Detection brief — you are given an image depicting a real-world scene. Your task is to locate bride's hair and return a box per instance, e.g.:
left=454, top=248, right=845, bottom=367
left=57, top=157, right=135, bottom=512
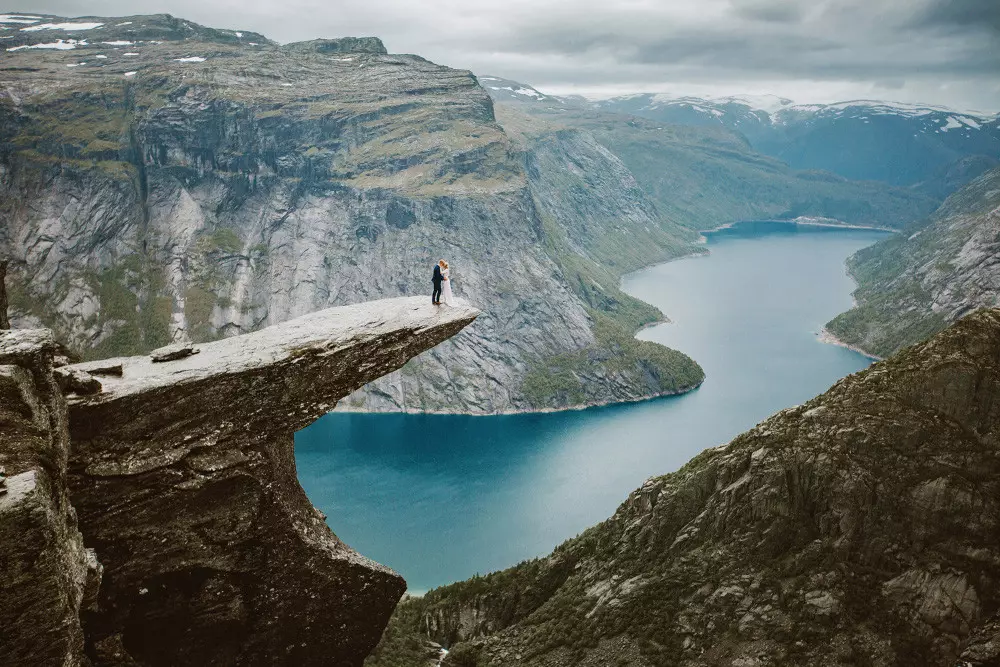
left=441, top=260, right=449, bottom=268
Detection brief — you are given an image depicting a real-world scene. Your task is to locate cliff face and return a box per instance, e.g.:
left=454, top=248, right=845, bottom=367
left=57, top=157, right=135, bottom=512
left=372, top=309, right=1000, bottom=667
left=827, top=166, right=1000, bottom=357
left=0, top=13, right=705, bottom=414
left=0, top=296, right=479, bottom=666
left=0, top=329, right=97, bottom=666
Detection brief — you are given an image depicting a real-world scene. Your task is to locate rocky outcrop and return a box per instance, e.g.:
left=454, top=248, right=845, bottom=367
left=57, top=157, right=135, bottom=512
left=372, top=309, right=1000, bottom=667
left=0, top=329, right=95, bottom=666
left=828, top=166, right=1000, bottom=357
left=0, top=296, right=478, bottom=665
left=285, top=37, right=388, bottom=54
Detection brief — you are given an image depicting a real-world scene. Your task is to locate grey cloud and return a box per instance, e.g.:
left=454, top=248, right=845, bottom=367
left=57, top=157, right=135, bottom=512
left=915, top=0, right=1000, bottom=32
left=730, top=0, right=806, bottom=24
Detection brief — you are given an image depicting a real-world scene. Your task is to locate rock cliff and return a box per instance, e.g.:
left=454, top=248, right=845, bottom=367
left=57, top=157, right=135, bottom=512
left=0, top=328, right=96, bottom=666
left=1, top=13, right=938, bottom=414
left=0, top=12, right=703, bottom=414
left=0, top=296, right=478, bottom=665
left=370, top=308, right=1000, bottom=667
left=827, top=166, right=1000, bottom=357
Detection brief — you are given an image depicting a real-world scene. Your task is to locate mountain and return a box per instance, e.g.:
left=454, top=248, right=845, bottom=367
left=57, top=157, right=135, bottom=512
left=370, top=308, right=1000, bottom=667
left=826, top=166, right=1000, bottom=358
left=590, top=94, right=1000, bottom=191
left=0, top=16, right=932, bottom=416
left=483, top=79, right=938, bottom=232
left=0, top=13, right=704, bottom=414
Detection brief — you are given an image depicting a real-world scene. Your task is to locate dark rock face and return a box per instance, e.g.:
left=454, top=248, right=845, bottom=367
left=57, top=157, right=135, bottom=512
left=0, top=297, right=477, bottom=666
left=65, top=297, right=477, bottom=665
left=0, top=329, right=92, bottom=666
left=375, top=309, right=1000, bottom=667
left=0, top=260, right=8, bottom=329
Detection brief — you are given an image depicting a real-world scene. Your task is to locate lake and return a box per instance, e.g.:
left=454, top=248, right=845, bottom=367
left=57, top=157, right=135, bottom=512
left=295, top=221, right=890, bottom=592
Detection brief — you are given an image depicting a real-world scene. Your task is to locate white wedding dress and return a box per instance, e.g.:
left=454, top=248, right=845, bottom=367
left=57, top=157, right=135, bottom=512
left=441, top=268, right=454, bottom=305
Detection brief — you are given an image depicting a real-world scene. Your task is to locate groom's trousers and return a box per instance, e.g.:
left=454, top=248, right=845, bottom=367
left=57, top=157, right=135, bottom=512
left=432, top=283, right=442, bottom=303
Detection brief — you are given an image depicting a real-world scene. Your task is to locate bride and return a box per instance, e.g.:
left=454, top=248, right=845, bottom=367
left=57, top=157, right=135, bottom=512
left=440, top=260, right=454, bottom=306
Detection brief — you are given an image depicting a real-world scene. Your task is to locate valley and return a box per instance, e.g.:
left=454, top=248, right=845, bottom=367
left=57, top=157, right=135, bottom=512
left=1, top=9, right=999, bottom=667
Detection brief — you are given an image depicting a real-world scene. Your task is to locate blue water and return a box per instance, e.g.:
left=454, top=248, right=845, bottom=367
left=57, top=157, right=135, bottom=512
left=295, top=221, right=889, bottom=592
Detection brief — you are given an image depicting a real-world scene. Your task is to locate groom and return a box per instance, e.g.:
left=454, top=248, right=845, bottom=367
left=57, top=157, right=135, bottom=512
left=431, top=261, right=443, bottom=305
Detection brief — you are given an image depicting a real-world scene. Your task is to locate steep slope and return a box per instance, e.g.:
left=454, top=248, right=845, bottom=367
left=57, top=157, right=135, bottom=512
left=826, top=167, right=1000, bottom=357
left=592, top=94, right=1000, bottom=191
left=0, top=13, right=702, bottom=414
left=371, top=308, right=1000, bottom=667
left=487, top=93, right=937, bottom=232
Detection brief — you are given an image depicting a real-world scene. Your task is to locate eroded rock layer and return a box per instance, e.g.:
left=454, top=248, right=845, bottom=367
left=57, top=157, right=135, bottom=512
left=64, top=297, right=477, bottom=665
left=0, top=329, right=94, bottom=666
left=0, top=296, right=476, bottom=666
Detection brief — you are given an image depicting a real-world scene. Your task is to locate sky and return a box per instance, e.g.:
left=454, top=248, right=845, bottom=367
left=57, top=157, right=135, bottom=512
left=26, top=0, right=1000, bottom=112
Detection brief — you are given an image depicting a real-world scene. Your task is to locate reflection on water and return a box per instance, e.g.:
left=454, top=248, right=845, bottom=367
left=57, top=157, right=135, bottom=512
left=295, top=222, right=890, bottom=591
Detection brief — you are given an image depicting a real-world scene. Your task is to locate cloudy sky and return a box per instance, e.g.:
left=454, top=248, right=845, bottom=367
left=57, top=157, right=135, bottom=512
left=30, top=0, right=1000, bottom=112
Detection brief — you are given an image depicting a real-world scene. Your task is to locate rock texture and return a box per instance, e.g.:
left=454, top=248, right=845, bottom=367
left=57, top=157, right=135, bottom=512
left=0, top=329, right=94, bottom=666
left=0, top=296, right=478, bottom=666
left=64, top=296, right=477, bottom=665
left=828, top=166, right=1000, bottom=357
left=371, top=309, right=1000, bottom=667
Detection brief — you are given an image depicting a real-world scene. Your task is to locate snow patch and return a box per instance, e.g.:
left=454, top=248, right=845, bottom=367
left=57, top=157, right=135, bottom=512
left=124, top=71, right=137, bottom=77
left=0, top=14, right=41, bottom=24
left=514, top=87, right=542, bottom=98
left=7, top=38, right=86, bottom=51
left=117, top=21, right=133, bottom=26
left=22, top=21, right=104, bottom=31
left=175, top=56, right=206, bottom=63
left=95, top=54, right=107, bottom=59
left=123, top=52, right=138, bottom=56
left=66, top=62, right=86, bottom=67
left=235, top=31, right=243, bottom=38
left=102, top=40, right=133, bottom=46
left=940, top=116, right=962, bottom=132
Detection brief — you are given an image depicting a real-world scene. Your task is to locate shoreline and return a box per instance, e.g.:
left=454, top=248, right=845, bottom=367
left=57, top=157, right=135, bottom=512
left=700, top=218, right=898, bottom=236
left=816, top=328, right=882, bottom=360
left=335, top=378, right=706, bottom=417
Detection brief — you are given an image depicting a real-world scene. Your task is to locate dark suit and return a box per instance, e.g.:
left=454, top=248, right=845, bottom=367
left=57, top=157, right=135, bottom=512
left=432, top=265, right=443, bottom=304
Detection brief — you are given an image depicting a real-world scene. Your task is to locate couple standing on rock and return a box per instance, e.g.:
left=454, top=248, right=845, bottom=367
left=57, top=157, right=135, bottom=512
left=431, top=260, right=454, bottom=306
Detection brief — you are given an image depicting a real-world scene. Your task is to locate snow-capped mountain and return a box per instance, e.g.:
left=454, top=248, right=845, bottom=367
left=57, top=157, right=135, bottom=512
left=476, top=75, right=564, bottom=106
left=591, top=94, right=1000, bottom=187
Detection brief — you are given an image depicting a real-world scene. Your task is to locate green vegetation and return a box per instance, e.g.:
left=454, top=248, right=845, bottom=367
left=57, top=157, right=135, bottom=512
left=826, top=167, right=1000, bottom=357
left=521, top=199, right=704, bottom=409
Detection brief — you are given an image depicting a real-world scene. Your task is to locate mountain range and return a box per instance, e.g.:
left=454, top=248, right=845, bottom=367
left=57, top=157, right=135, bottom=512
left=0, top=13, right=941, bottom=415
left=482, top=76, right=1000, bottom=195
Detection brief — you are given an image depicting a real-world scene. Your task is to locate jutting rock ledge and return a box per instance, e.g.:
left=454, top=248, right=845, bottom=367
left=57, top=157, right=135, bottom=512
left=0, top=296, right=479, bottom=666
